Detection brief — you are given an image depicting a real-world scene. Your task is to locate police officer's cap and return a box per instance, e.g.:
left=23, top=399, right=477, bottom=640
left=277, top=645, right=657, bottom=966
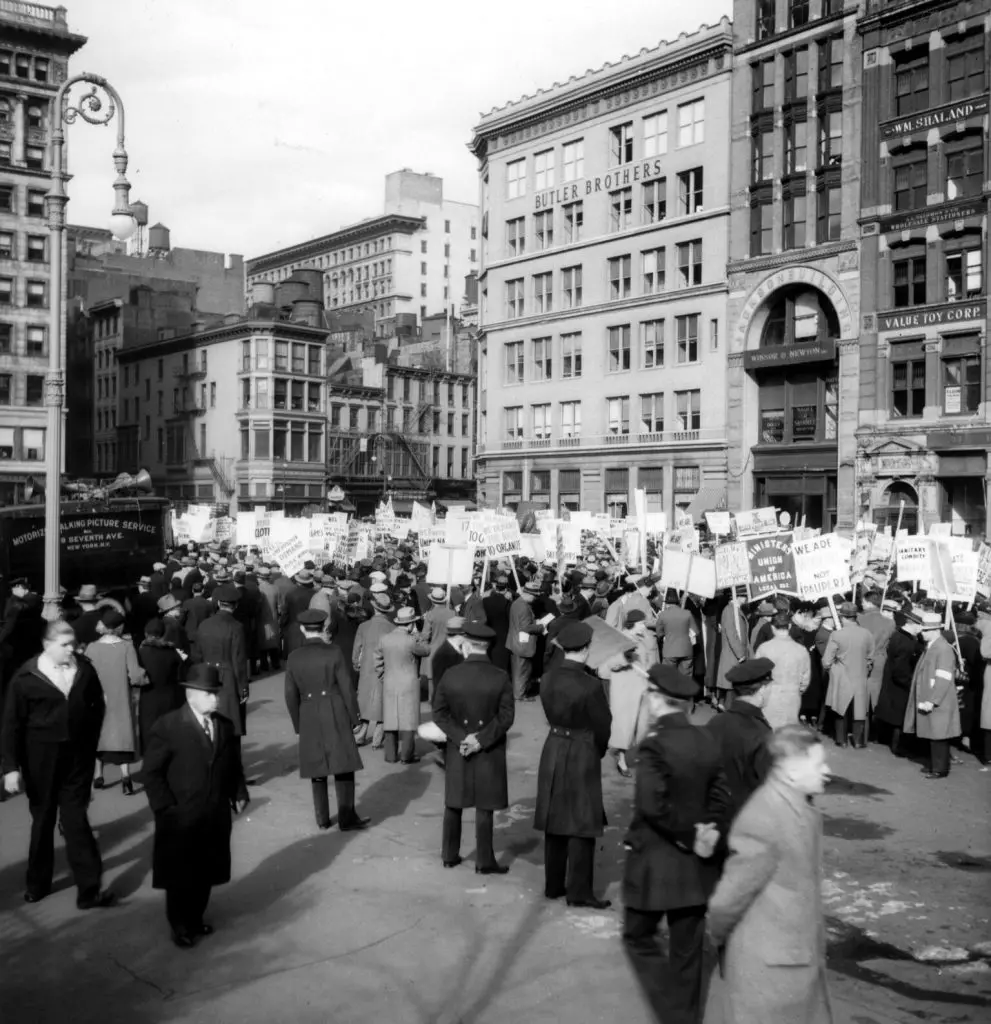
left=724, top=657, right=774, bottom=689
left=557, top=621, right=593, bottom=651
left=463, top=621, right=494, bottom=641
left=213, top=585, right=240, bottom=604
left=647, top=663, right=700, bottom=699
left=298, top=609, right=327, bottom=627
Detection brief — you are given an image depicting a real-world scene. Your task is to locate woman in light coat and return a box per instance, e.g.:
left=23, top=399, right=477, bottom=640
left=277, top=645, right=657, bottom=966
left=85, top=608, right=147, bottom=794
left=705, top=725, right=833, bottom=1024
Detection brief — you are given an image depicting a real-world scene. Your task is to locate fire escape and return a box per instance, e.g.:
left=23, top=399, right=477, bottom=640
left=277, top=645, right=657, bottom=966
left=173, top=365, right=236, bottom=502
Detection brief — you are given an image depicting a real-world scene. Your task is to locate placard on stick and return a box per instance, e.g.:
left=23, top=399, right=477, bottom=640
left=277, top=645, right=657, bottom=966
left=426, top=544, right=474, bottom=587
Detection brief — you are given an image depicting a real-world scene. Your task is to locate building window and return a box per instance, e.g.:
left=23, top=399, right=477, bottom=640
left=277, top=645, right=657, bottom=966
left=0, top=232, right=11, bottom=259
left=562, top=139, right=584, bottom=181
left=421, top=240, right=428, bottom=253
left=753, top=59, right=775, bottom=111
left=892, top=251, right=926, bottom=307
left=26, top=280, right=46, bottom=307
left=532, top=403, right=552, bottom=440
left=818, top=36, right=843, bottom=92
left=609, top=122, right=634, bottom=166
left=210, top=382, right=217, bottom=407
left=534, top=148, right=555, bottom=190
left=751, top=194, right=773, bottom=256
left=608, top=325, right=631, bottom=373
left=505, top=341, right=524, bottom=384
left=534, top=209, right=553, bottom=249
left=532, top=337, right=552, bottom=380
left=26, top=325, right=46, bottom=356
left=562, top=265, right=583, bottom=308
left=753, top=125, right=774, bottom=183
left=506, top=279, right=524, bottom=318
left=506, top=216, right=525, bottom=256
left=561, top=333, right=582, bottom=378
left=643, top=112, right=668, bottom=157
left=563, top=200, right=583, bottom=243
left=784, top=48, right=809, bottom=102
left=607, top=396, right=630, bottom=435
left=783, top=193, right=807, bottom=250
left=894, top=50, right=929, bottom=117
left=677, top=99, right=704, bottom=147
left=642, top=178, right=666, bottom=223
left=27, top=190, right=45, bottom=217
left=533, top=272, right=553, bottom=313
left=642, top=248, right=665, bottom=294
left=0, top=141, right=10, bottom=164
left=24, top=146, right=44, bottom=170
left=678, top=168, right=704, bottom=214
left=420, top=283, right=427, bottom=298
left=946, top=32, right=984, bottom=102
left=642, top=319, right=664, bottom=368
left=789, top=0, right=809, bottom=29
left=609, top=187, right=633, bottom=231
left=816, top=183, right=841, bottom=242
left=640, top=393, right=664, bottom=434
left=608, top=255, right=631, bottom=300
left=0, top=373, right=9, bottom=405
left=291, top=343, right=305, bottom=373
left=26, top=102, right=44, bottom=129
left=504, top=406, right=524, bottom=439
left=275, top=341, right=288, bottom=371
left=0, top=322, right=9, bottom=353
left=710, top=319, right=719, bottom=351
left=946, top=245, right=983, bottom=301
left=444, top=219, right=451, bottom=233
left=676, top=315, right=699, bottom=364
left=818, top=109, right=842, bottom=168
left=943, top=351, right=981, bottom=415
left=676, top=240, right=702, bottom=287
left=26, top=375, right=44, bottom=406
left=560, top=400, right=581, bottom=438
left=891, top=352, right=926, bottom=418
left=946, top=137, right=983, bottom=200
left=756, top=0, right=775, bottom=40
left=605, top=468, right=630, bottom=516
left=506, top=158, right=526, bottom=199
left=675, top=390, right=701, bottom=431
left=784, top=119, right=807, bottom=174
left=0, top=187, right=11, bottom=213
left=22, top=427, right=44, bottom=460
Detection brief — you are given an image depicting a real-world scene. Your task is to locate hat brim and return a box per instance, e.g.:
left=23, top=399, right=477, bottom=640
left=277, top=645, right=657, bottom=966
left=181, top=680, right=222, bottom=692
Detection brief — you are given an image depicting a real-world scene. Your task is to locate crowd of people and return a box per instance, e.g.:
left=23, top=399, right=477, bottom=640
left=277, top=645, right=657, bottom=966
left=0, top=532, right=988, bottom=1021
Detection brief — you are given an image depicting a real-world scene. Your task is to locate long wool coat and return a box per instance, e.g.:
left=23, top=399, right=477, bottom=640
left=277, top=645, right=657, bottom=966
left=903, top=634, right=961, bottom=741
left=352, top=612, right=394, bottom=722
left=717, top=603, right=750, bottom=692
left=874, top=628, right=922, bottom=728
left=195, top=610, right=249, bottom=736
left=533, top=661, right=612, bottom=838
left=599, top=628, right=655, bottom=751
left=137, top=639, right=185, bottom=746
left=705, top=774, right=832, bottom=1024
left=858, top=610, right=896, bottom=708
left=822, top=622, right=874, bottom=719
left=754, top=633, right=811, bottom=730
left=284, top=637, right=363, bottom=778
left=143, top=704, right=246, bottom=890
left=432, top=653, right=515, bottom=810
left=375, top=626, right=431, bottom=731
left=85, top=636, right=147, bottom=756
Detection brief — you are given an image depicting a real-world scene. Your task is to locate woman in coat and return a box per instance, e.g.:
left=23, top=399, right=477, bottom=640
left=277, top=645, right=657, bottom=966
left=351, top=601, right=394, bottom=748
left=374, top=608, right=431, bottom=763
left=875, top=612, right=922, bottom=755
left=598, top=610, right=655, bottom=777
left=706, top=725, right=833, bottom=1024
left=85, top=609, right=147, bottom=794
left=137, top=618, right=186, bottom=747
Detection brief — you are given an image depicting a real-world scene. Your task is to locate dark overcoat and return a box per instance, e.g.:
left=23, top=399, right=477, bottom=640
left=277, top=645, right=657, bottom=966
left=194, top=610, right=249, bottom=736
left=281, top=585, right=316, bottom=658
left=533, top=660, right=612, bottom=838
left=431, top=640, right=464, bottom=691
left=623, top=713, right=731, bottom=912
left=704, top=699, right=772, bottom=821
left=875, top=628, right=922, bottom=727
left=481, top=592, right=511, bottom=671
left=142, top=704, right=246, bottom=890
left=137, top=639, right=185, bottom=743
left=180, top=595, right=215, bottom=659
left=284, top=637, right=363, bottom=778
left=432, top=653, right=515, bottom=810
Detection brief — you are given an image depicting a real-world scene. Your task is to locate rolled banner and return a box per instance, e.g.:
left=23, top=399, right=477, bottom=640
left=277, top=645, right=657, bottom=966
left=417, top=721, right=446, bottom=744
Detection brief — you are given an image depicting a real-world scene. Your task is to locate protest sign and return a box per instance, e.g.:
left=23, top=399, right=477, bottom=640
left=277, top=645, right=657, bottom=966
left=745, top=533, right=797, bottom=597
left=418, top=524, right=446, bottom=562
left=426, top=544, right=473, bottom=586
left=214, top=517, right=234, bottom=543
left=253, top=515, right=272, bottom=555
left=519, top=534, right=546, bottom=561
left=235, top=511, right=256, bottom=547
left=733, top=507, right=779, bottom=537
left=270, top=533, right=307, bottom=578
left=871, top=527, right=893, bottom=564
left=411, top=501, right=433, bottom=529
left=928, top=538, right=959, bottom=599
left=660, top=547, right=716, bottom=599
left=644, top=512, right=667, bottom=535
left=480, top=518, right=522, bottom=561
left=977, top=544, right=991, bottom=598
left=705, top=511, right=732, bottom=537
left=557, top=522, right=582, bottom=573
left=793, top=533, right=853, bottom=600
left=928, top=522, right=952, bottom=538
left=714, top=542, right=751, bottom=589
left=930, top=543, right=978, bottom=603
left=896, top=537, right=931, bottom=585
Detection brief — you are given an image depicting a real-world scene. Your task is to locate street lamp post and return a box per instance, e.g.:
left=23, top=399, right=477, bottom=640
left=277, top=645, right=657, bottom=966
left=43, top=75, right=136, bottom=620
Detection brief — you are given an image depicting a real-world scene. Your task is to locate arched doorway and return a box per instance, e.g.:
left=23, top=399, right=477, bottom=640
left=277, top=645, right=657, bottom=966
left=747, top=284, right=842, bottom=532
left=875, top=480, right=919, bottom=534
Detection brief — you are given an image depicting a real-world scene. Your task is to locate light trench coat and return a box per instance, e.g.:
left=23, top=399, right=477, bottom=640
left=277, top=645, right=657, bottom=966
left=598, top=626, right=657, bottom=750
left=374, top=625, right=431, bottom=731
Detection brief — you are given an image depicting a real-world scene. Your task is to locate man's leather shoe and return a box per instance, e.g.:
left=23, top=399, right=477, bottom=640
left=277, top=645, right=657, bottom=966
left=443, top=856, right=463, bottom=868
left=923, top=772, right=949, bottom=780
left=475, top=864, right=509, bottom=875
left=566, top=897, right=612, bottom=910
left=23, top=890, right=49, bottom=904
left=171, top=931, right=195, bottom=949
left=339, top=814, right=370, bottom=831
left=77, top=889, right=118, bottom=910
left=544, top=890, right=565, bottom=900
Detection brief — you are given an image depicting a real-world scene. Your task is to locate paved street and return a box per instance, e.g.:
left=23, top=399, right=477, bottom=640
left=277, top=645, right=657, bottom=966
left=1, top=672, right=989, bottom=1024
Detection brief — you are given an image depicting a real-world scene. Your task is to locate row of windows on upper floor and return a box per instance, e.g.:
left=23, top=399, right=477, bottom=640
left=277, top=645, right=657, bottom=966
left=329, top=402, right=472, bottom=439
left=750, top=176, right=840, bottom=257
left=497, top=169, right=704, bottom=259
left=0, top=184, right=46, bottom=218
left=0, top=320, right=47, bottom=357
left=887, top=234, right=984, bottom=311
left=880, top=31, right=985, bottom=121
left=497, top=100, right=705, bottom=201
left=0, top=51, right=52, bottom=84
left=755, top=0, right=844, bottom=42
left=749, top=35, right=844, bottom=112
left=494, top=240, right=709, bottom=320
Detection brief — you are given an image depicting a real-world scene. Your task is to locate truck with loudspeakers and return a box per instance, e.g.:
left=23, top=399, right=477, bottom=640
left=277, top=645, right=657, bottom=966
left=0, top=469, right=171, bottom=595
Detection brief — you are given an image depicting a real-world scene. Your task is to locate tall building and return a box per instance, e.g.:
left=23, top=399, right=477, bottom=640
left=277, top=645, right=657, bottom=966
left=0, top=3, right=85, bottom=504
left=245, top=170, right=479, bottom=333
left=725, top=0, right=862, bottom=532
left=856, top=0, right=990, bottom=536
left=471, top=19, right=734, bottom=517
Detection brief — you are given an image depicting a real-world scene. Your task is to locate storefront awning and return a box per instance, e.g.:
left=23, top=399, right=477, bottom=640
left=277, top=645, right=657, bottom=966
left=686, top=485, right=728, bottom=519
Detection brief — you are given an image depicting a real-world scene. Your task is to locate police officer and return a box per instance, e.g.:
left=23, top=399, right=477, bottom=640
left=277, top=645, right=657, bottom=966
left=532, top=620, right=612, bottom=908
left=432, top=622, right=514, bottom=872
left=284, top=609, right=369, bottom=831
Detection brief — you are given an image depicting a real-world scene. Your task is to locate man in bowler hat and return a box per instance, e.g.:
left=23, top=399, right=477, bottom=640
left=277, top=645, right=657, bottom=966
left=432, top=622, right=515, bottom=872
left=284, top=608, right=369, bottom=832
left=143, top=663, right=249, bottom=947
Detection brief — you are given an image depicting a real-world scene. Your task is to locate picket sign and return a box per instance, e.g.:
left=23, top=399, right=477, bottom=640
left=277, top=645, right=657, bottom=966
left=792, top=533, right=853, bottom=600
left=977, top=543, right=991, bottom=599
left=705, top=511, right=732, bottom=537
left=426, top=544, right=474, bottom=587
left=895, top=537, right=932, bottom=587
left=733, top=507, right=779, bottom=537
left=418, top=524, right=447, bottom=562
left=660, top=546, right=716, bottom=599
left=714, top=541, right=751, bottom=589
left=269, top=534, right=308, bottom=578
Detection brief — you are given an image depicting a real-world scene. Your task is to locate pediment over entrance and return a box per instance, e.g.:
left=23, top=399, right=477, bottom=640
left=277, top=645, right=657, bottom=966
left=861, top=437, right=927, bottom=458
left=859, top=436, right=937, bottom=476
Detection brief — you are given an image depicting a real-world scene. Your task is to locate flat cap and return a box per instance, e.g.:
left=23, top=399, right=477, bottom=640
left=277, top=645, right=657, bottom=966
left=724, top=657, right=775, bottom=688
left=624, top=609, right=646, bottom=629
left=557, top=621, right=593, bottom=651
left=213, top=585, right=240, bottom=604
left=647, top=663, right=700, bottom=699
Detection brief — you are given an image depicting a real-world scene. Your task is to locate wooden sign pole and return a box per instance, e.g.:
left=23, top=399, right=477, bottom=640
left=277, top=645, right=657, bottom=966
left=879, top=499, right=905, bottom=608
left=827, top=594, right=843, bottom=630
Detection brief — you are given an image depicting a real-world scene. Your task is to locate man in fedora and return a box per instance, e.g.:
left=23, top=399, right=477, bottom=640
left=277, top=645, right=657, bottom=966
left=194, top=584, right=249, bottom=755
left=822, top=602, right=874, bottom=748
left=423, top=586, right=456, bottom=699
left=284, top=609, right=369, bottom=832
left=281, top=569, right=316, bottom=662
left=352, top=593, right=395, bottom=748
left=507, top=580, right=544, bottom=702
left=143, top=663, right=249, bottom=948
left=432, top=622, right=514, bottom=872
left=157, top=593, right=189, bottom=654
left=73, top=585, right=105, bottom=648
left=375, top=606, right=431, bottom=763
